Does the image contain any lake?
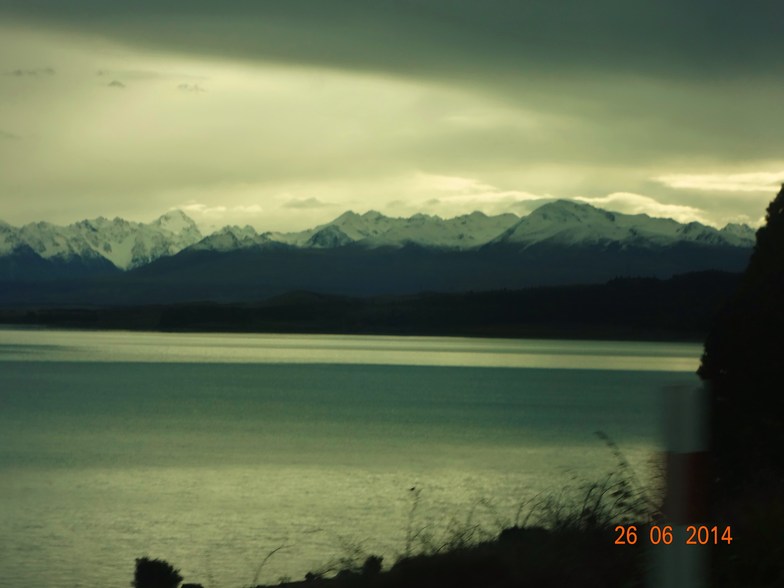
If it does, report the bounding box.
[0,328,701,587]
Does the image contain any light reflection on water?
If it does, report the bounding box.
[0,329,700,587]
[0,329,701,371]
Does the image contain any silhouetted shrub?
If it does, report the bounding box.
[133,557,183,588]
[361,555,383,576]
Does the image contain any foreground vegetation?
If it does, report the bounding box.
[134,435,659,588]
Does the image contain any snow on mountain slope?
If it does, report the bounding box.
[495,200,755,248]
[1,210,203,269]
[72,210,203,269]
[304,225,354,248]
[151,210,202,238]
[2,201,756,275]
[719,223,757,246]
[0,220,22,255]
[18,221,105,261]
[190,225,271,252]
[269,209,521,249]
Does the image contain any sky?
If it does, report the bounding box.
[0,1,782,232]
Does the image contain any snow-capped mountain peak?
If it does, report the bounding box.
[190,224,271,252]
[0,220,23,255]
[152,209,199,233]
[292,209,522,249]
[719,223,757,246]
[0,210,204,269]
[305,225,353,249]
[1,202,756,274]
[495,200,754,248]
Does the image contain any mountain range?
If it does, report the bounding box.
[0,200,755,267]
[0,200,756,305]
[0,210,203,272]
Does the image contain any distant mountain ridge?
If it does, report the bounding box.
[188,209,523,252]
[189,202,755,253]
[493,200,754,248]
[0,201,757,301]
[0,210,203,271]
[0,201,755,273]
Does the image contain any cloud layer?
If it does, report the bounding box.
[0,2,781,230]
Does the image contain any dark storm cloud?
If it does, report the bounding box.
[1,1,781,85]
[3,2,781,173]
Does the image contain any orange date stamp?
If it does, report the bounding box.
[614,525,732,545]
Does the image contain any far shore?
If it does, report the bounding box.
[0,271,739,344]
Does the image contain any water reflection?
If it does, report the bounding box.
[0,329,700,371]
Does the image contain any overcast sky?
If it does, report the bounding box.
[0,1,782,231]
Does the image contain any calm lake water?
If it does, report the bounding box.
[0,329,701,587]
